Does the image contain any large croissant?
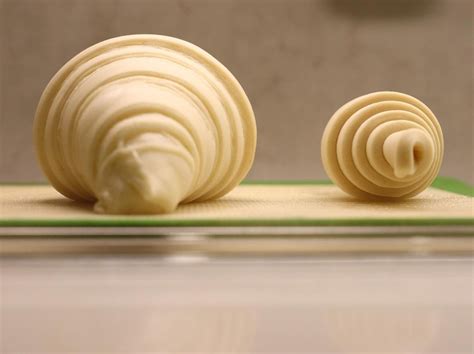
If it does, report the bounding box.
[321,92,444,200]
[34,35,257,214]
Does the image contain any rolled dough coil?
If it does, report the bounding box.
[34,35,257,214]
[321,91,443,200]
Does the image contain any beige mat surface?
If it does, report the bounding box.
[1,183,472,227]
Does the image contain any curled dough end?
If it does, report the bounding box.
[321,91,444,200]
[34,35,256,214]
[93,132,194,214]
[382,128,434,179]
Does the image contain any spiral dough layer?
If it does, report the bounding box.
[34,35,257,214]
[321,92,443,200]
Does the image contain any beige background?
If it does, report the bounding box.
[0,0,473,183]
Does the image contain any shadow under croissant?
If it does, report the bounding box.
[326,194,441,209]
[35,193,441,216]
[35,196,267,215]
[37,198,95,213]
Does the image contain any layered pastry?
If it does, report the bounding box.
[34,35,257,214]
[321,92,443,200]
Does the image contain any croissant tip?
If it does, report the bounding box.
[94,186,179,215]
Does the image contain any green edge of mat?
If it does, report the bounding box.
[0,218,473,228]
[430,176,474,197]
[1,176,472,228]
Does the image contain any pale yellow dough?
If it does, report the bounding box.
[34,35,256,214]
[321,92,443,200]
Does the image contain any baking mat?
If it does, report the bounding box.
[0,177,472,227]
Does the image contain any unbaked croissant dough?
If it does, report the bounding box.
[34,35,257,214]
[321,92,443,200]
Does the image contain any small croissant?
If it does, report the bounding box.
[321,91,444,200]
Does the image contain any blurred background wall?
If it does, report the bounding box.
[0,0,472,183]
